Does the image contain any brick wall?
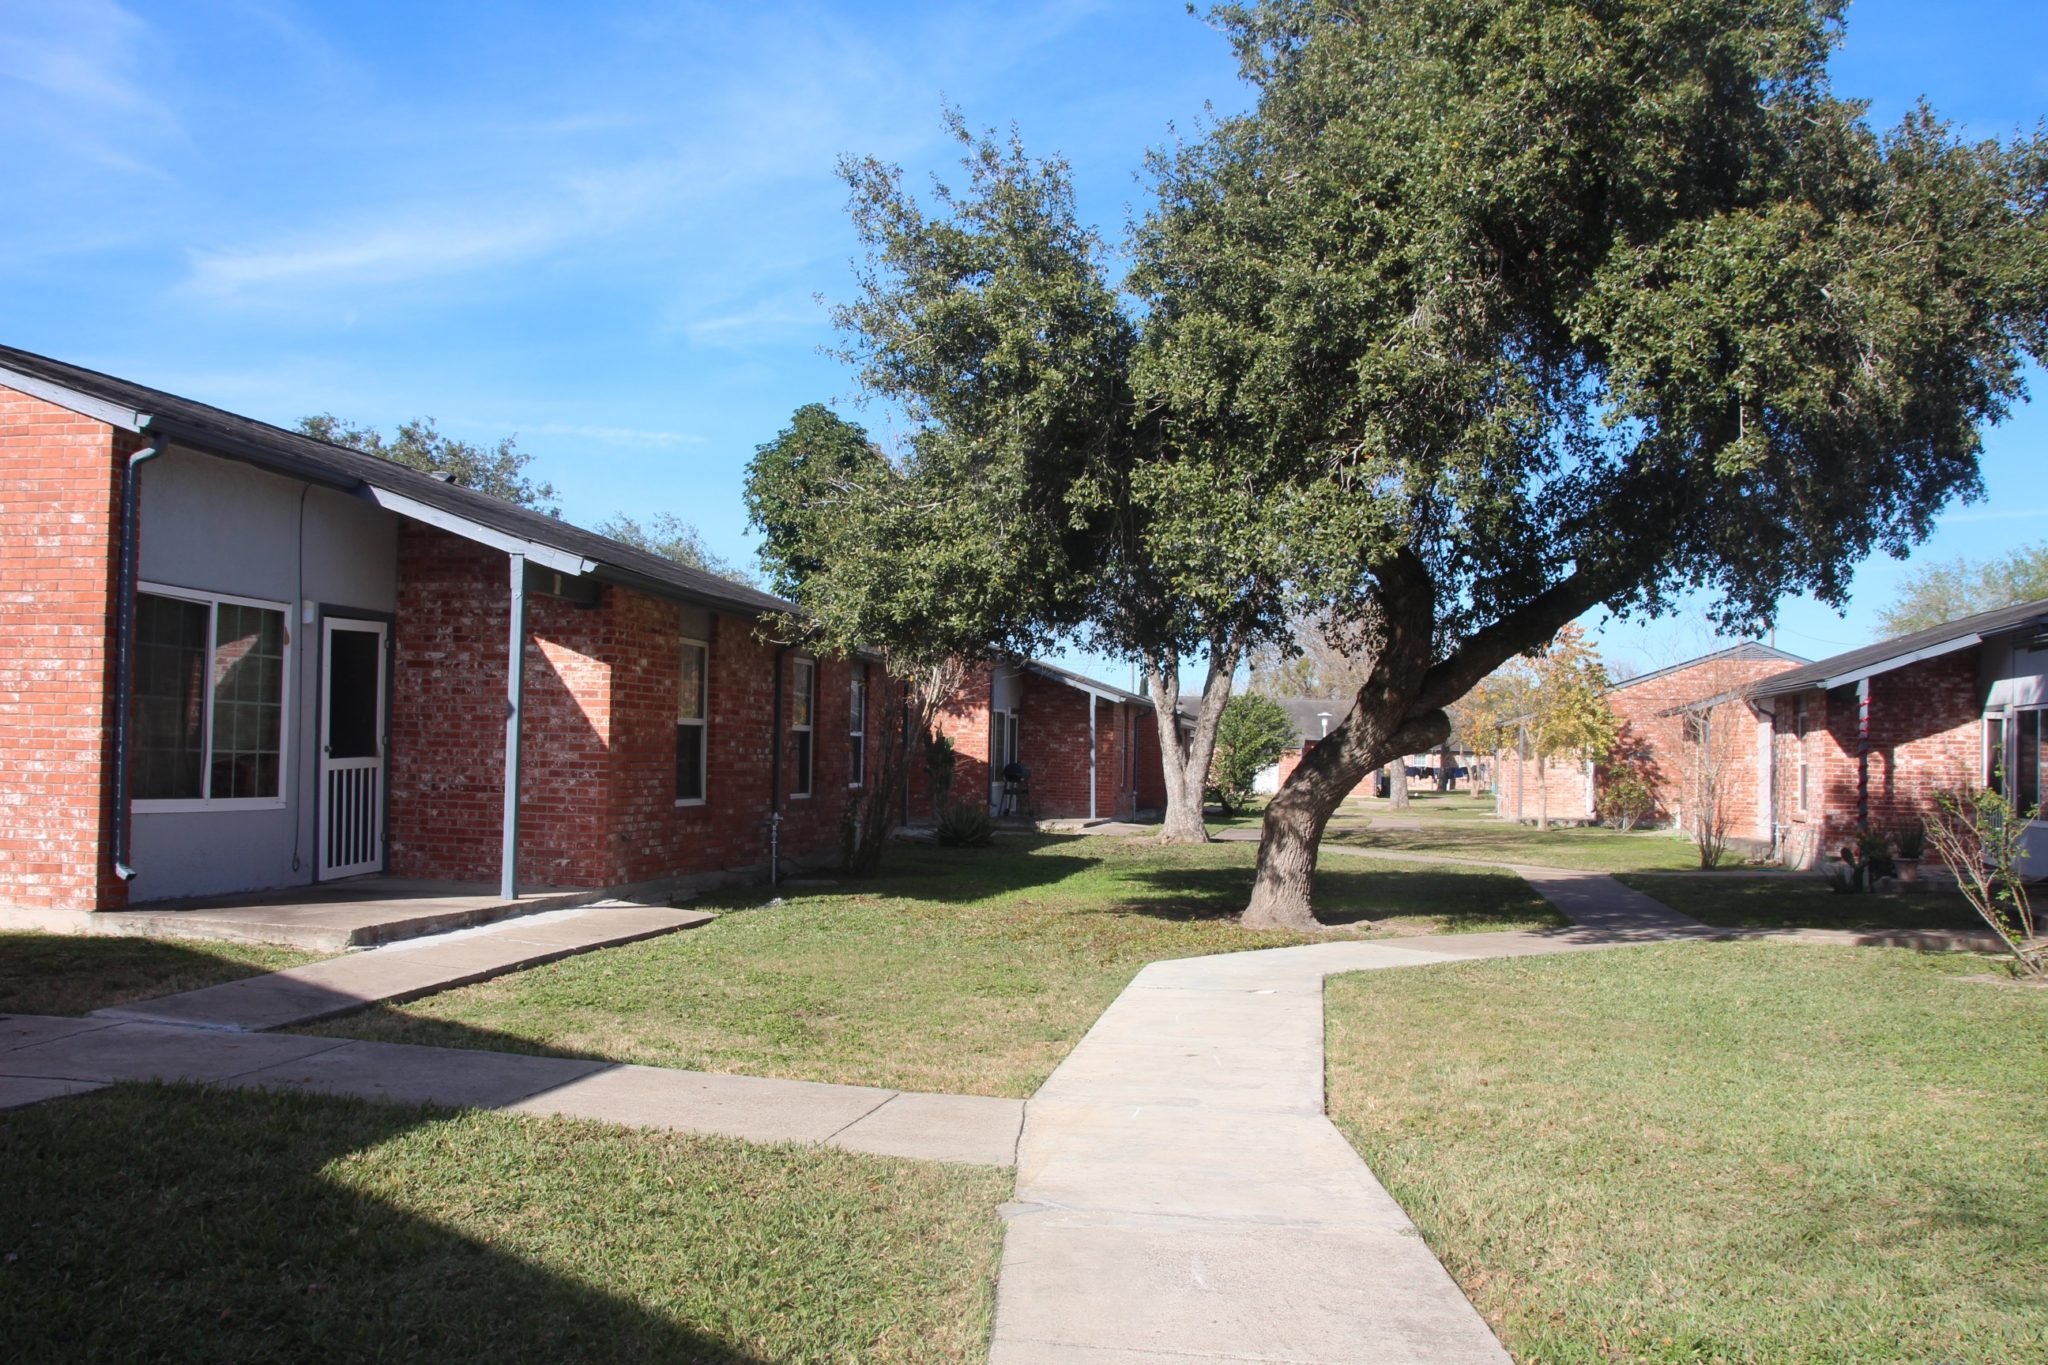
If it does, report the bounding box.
[0,386,125,910]
[386,523,855,888]
[1134,705,1168,812]
[922,662,994,818]
[1771,653,1983,868]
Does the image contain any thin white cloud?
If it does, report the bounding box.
[525,422,705,447]
[182,218,571,298]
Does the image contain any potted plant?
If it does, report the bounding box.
[1893,820,1927,883]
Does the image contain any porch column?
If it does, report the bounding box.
[501,551,526,901]
[1089,697,1099,821]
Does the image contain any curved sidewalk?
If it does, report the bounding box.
[989,871,1710,1364]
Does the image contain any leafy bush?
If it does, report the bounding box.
[1892,820,1927,860]
[1596,771,1657,832]
[935,799,994,848]
[1928,786,2043,978]
[1207,694,1296,814]
[924,731,957,806]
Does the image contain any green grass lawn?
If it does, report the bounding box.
[1617,874,1993,935]
[1325,941,2048,1363]
[1333,806,1733,873]
[0,931,321,1016]
[309,834,1562,1097]
[0,1084,1007,1363]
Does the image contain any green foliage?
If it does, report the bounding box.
[1208,693,1296,813]
[1146,0,2046,663]
[1928,785,2043,976]
[1596,770,1658,833]
[924,731,957,806]
[1526,626,1617,768]
[592,511,751,585]
[298,414,558,512]
[1892,819,1928,861]
[1876,542,2048,636]
[934,800,995,848]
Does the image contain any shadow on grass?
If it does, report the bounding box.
[0,1084,767,1364]
[1101,862,1564,931]
[0,932,312,1018]
[701,835,1104,913]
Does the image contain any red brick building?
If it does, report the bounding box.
[0,345,877,915]
[1494,643,1806,829]
[927,661,1166,822]
[1738,601,2048,870]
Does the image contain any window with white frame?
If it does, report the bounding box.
[791,657,815,798]
[1985,713,2007,795]
[676,637,708,804]
[848,662,867,788]
[132,587,289,807]
[2017,709,2045,813]
[1793,698,1809,813]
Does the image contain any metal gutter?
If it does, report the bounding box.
[110,421,164,883]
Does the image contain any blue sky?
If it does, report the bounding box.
[4,0,2044,687]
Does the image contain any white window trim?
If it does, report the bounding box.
[132,581,292,814]
[848,663,867,790]
[675,635,709,808]
[791,656,815,799]
[2013,706,2047,817]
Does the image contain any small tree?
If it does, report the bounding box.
[1208,694,1295,814]
[1927,785,2044,978]
[1681,707,1742,868]
[745,404,987,874]
[1525,626,1618,831]
[594,511,753,585]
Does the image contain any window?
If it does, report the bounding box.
[1793,698,1809,814]
[790,657,815,798]
[847,662,867,788]
[1985,714,2007,795]
[132,587,288,808]
[676,638,708,804]
[2018,710,2045,813]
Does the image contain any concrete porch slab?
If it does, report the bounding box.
[81,878,619,951]
[89,903,716,1031]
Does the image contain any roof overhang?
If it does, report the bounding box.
[361,486,598,578]
[0,365,148,431]
[1816,634,1982,692]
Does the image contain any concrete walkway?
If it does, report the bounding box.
[0,1013,1023,1166]
[989,868,1711,1364]
[90,901,717,1032]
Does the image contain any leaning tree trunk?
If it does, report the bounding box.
[1145,642,1238,845]
[1244,702,1449,929]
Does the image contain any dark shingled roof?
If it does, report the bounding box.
[0,342,791,620]
[1746,597,2048,699]
[1609,641,1807,692]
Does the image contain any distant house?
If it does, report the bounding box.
[1239,698,1479,798]
[1730,601,2048,870]
[1494,643,1806,829]
[927,661,1167,823]
[0,345,876,917]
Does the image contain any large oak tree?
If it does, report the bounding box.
[1145,0,2047,926]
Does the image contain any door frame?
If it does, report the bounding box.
[316,609,394,880]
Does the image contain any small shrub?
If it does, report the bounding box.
[936,799,994,848]
[1928,785,2043,978]
[1597,771,1657,832]
[1893,820,1927,860]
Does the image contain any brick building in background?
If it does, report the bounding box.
[926,660,1167,823]
[1494,643,1805,829]
[0,344,879,918]
[1734,601,2048,869]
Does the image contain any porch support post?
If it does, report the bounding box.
[501,551,526,902]
[1089,697,1098,822]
